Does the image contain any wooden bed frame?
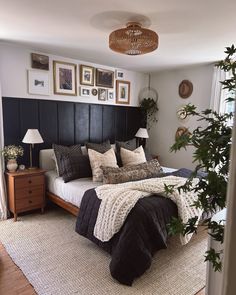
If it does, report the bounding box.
[47,191,79,216]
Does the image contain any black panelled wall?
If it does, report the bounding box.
[2,97,146,167]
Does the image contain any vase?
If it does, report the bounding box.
[7,159,18,172]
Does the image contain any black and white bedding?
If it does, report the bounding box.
[76,168,194,286]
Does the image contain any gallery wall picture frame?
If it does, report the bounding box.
[92,88,98,96]
[115,70,124,79]
[80,86,91,97]
[80,65,94,86]
[98,88,107,101]
[116,80,130,105]
[96,68,114,88]
[53,61,77,96]
[28,70,50,96]
[31,53,49,70]
[108,90,114,100]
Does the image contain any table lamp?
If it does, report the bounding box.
[135,128,149,148]
[22,129,44,169]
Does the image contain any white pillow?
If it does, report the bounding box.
[88,148,118,182]
[120,146,146,166]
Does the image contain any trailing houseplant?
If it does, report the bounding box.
[140,97,158,129]
[167,45,235,271]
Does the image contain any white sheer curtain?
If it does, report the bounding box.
[0,84,7,220]
[210,66,227,113]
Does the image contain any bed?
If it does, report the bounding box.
[40,148,193,285]
[39,148,177,215]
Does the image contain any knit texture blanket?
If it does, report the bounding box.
[94,176,203,244]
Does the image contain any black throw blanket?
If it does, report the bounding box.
[76,168,193,285]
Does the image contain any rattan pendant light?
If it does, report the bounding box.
[109,22,158,55]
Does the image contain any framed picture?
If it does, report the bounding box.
[80,65,94,86]
[98,88,107,101]
[116,80,130,105]
[31,53,49,70]
[108,90,114,100]
[28,70,49,96]
[92,88,98,96]
[96,68,114,88]
[80,86,90,97]
[53,61,77,96]
[115,70,124,79]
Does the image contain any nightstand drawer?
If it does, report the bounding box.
[15,196,43,211]
[15,175,44,189]
[15,186,44,200]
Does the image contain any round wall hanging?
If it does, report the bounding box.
[92,88,98,96]
[179,80,193,99]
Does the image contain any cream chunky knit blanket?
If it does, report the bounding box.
[94,176,203,245]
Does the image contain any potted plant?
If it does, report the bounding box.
[168,45,235,271]
[2,145,24,172]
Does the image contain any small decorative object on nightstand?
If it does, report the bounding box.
[6,169,46,221]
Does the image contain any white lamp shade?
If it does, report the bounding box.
[22,129,44,144]
[135,128,149,139]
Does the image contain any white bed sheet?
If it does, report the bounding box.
[45,170,101,208]
[45,166,177,208]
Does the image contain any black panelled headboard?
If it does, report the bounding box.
[2,97,146,167]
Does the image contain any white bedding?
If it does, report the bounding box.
[45,166,177,208]
[45,170,101,207]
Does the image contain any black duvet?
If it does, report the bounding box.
[75,168,193,285]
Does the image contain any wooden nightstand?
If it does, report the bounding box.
[6,169,46,221]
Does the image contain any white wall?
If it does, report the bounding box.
[148,64,214,169]
[0,42,146,106]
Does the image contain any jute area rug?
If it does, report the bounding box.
[0,208,207,295]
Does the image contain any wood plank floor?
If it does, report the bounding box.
[0,242,205,295]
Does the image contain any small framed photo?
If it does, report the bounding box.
[108,90,114,100]
[98,88,107,101]
[53,61,77,96]
[28,70,49,96]
[80,65,94,86]
[115,70,124,79]
[31,53,49,70]
[80,86,90,97]
[96,68,114,88]
[116,80,130,105]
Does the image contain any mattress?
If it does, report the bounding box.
[45,166,177,208]
[45,170,101,207]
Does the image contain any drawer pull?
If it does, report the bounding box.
[28,180,32,184]
[28,190,32,194]
[29,200,33,204]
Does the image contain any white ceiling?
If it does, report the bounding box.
[0,0,236,73]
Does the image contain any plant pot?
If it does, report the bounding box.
[7,159,18,172]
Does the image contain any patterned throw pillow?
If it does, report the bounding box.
[120,146,146,166]
[85,140,111,154]
[60,154,92,183]
[52,144,83,176]
[88,148,118,182]
[101,159,163,184]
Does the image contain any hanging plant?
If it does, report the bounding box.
[139,74,159,129]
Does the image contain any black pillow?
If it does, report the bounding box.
[85,140,111,154]
[52,144,83,176]
[60,154,92,183]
